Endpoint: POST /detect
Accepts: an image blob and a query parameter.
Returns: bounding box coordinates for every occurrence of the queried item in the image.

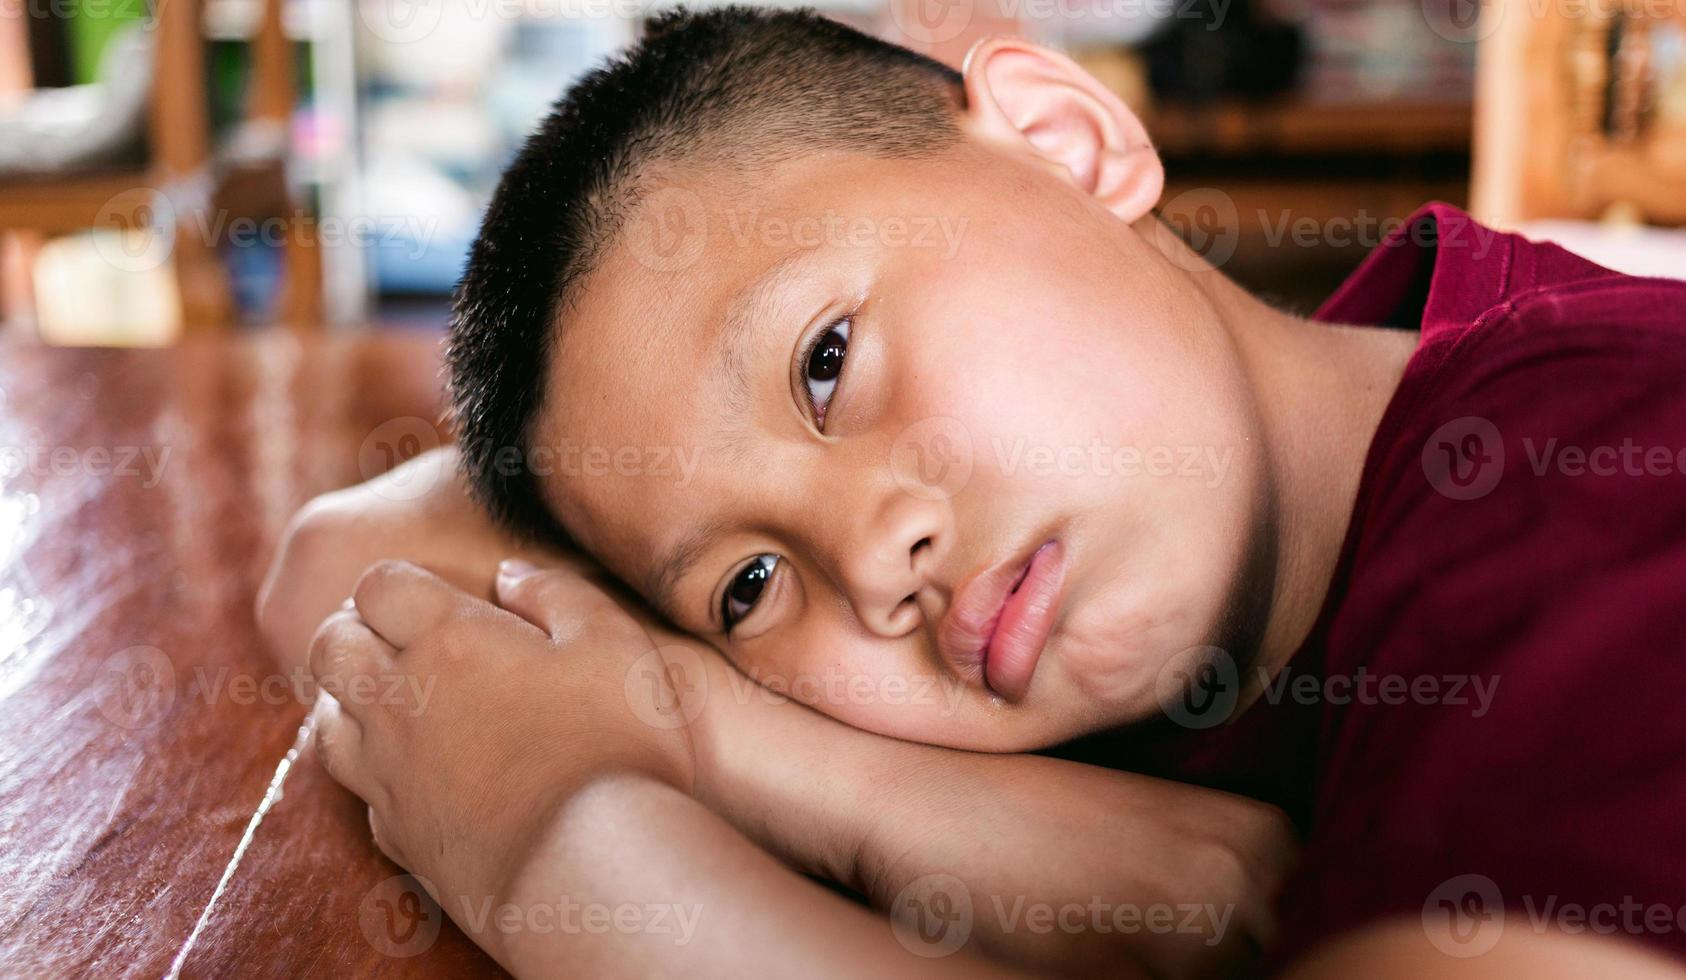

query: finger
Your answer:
[311,694,380,804]
[308,607,397,713]
[353,559,472,649]
[495,560,620,640]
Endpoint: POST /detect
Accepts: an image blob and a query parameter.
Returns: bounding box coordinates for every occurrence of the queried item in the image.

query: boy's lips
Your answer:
[937,540,1067,701]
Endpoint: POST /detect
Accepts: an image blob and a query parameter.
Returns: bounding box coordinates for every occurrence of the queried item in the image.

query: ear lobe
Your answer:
[961,37,1163,221]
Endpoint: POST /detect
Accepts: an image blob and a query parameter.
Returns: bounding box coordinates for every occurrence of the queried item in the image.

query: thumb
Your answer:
[495,559,579,638]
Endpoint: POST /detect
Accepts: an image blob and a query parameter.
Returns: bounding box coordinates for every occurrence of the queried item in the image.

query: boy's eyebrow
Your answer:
[645,519,725,626]
[714,251,811,422]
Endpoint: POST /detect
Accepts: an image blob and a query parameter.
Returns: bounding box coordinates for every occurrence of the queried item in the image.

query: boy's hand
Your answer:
[269,452,1285,977]
[308,557,697,948]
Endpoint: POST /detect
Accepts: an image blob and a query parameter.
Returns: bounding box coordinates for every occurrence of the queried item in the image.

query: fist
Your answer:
[309,558,698,916]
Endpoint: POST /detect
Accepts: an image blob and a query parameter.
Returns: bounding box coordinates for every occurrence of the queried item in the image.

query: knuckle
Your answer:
[309,610,364,678]
[307,621,342,678]
[353,558,411,605]
[1234,798,1295,857]
[432,613,483,659]
[1256,802,1296,848]
[1189,834,1253,902]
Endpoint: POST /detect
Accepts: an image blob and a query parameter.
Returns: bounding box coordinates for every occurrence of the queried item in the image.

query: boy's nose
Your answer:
[837,492,945,638]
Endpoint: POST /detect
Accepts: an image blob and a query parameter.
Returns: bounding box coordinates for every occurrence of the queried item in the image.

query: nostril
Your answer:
[912,536,932,557]
[893,594,921,630]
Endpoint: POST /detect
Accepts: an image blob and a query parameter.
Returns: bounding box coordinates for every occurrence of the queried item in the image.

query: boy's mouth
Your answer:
[938,540,1068,702]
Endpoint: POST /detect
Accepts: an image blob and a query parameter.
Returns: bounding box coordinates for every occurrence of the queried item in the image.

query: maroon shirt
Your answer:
[1055,204,1686,970]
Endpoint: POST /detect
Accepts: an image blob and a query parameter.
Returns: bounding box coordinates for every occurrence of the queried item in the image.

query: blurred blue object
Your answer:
[370,224,475,295]
[361,15,629,297]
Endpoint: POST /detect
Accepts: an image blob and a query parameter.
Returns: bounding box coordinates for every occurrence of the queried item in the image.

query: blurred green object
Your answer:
[68,0,148,85]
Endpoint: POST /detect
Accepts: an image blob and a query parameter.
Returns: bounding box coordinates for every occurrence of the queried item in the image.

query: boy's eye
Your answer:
[802,317,850,427]
[721,554,779,633]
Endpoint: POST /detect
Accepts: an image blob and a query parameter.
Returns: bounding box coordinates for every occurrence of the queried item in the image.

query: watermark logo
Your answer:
[1422,416,1504,500]
[890,416,975,501]
[1423,874,1505,957]
[624,186,709,273]
[1420,0,1501,44]
[1154,644,1240,730]
[729,665,970,717]
[359,417,445,501]
[185,665,436,717]
[721,209,967,260]
[1155,647,1500,730]
[994,896,1234,944]
[9,0,154,24]
[1521,437,1686,479]
[359,874,444,958]
[1422,874,1686,955]
[888,0,977,46]
[1157,188,1240,272]
[0,441,172,487]
[359,0,446,43]
[891,873,975,957]
[991,437,1234,487]
[624,644,710,731]
[92,187,175,273]
[461,438,703,490]
[94,645,176,729]
[1418,0,1686,48]
[455,894,702,944]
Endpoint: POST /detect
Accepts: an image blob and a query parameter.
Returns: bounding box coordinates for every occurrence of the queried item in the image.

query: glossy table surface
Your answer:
[0,334,502,977]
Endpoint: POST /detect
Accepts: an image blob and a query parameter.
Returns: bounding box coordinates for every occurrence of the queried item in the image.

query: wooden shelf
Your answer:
[0,171,152,234]
[1161,175,1469,233]
[1148,98,1474,157]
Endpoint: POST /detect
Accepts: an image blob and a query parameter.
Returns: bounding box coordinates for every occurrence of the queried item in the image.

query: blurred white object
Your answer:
[358,0,513,86]
[0,27,151,177]
[1517,220,1686,281]
[31,232,180,347]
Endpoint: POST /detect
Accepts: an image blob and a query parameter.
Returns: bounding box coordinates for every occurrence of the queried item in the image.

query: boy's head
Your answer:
[448,7,1272,752]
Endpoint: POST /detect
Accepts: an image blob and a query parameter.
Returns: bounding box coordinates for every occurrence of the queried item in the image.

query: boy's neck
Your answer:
[1206,261,1421,702]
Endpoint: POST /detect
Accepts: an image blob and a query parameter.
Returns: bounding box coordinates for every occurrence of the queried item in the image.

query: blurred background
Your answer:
[0,0,1682,345]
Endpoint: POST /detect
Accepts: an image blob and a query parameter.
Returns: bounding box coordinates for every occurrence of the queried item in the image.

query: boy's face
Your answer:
[533,139,1269,752]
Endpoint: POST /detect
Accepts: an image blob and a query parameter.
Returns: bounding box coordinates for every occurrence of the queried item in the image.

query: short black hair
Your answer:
[445,5,962,544]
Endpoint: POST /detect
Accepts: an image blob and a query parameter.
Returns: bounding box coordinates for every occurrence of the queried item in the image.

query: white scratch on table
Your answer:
[163,713,316,979]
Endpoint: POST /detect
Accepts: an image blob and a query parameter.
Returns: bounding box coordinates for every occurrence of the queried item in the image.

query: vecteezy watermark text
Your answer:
[1423,873,1686,958]
[455,895,703,946]
[890,872,1236,958]
[0,442,171,487]
[1155,646,1501,730]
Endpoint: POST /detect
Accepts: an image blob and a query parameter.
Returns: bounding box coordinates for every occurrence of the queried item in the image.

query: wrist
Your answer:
[685,653,887,889]
[684,646,747,811]
[600,631,709,797]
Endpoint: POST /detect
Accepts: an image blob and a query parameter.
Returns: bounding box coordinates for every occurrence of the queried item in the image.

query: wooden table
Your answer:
[0,334,503,976]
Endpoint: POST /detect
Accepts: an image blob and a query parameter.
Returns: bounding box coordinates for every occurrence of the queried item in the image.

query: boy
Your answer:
[260,7,1686,978]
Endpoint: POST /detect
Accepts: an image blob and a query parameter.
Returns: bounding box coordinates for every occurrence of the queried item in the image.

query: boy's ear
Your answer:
[960,36,1163,222]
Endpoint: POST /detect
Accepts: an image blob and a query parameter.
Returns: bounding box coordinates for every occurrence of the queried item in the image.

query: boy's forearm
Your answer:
[485,773,1024,980]
[260,450,1283,975]
[695,663,1290,978]
[256,448,559,672]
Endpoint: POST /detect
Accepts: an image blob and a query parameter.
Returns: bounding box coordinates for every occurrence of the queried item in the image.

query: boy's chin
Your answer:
[944,702,1128,755]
